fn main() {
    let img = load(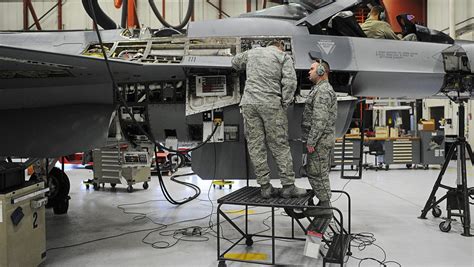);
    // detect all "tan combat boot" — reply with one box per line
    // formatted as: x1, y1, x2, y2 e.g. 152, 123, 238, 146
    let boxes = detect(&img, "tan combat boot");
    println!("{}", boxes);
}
280, 184, 308, 199
260, 183, 279, 199
303, 201, 333, 218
